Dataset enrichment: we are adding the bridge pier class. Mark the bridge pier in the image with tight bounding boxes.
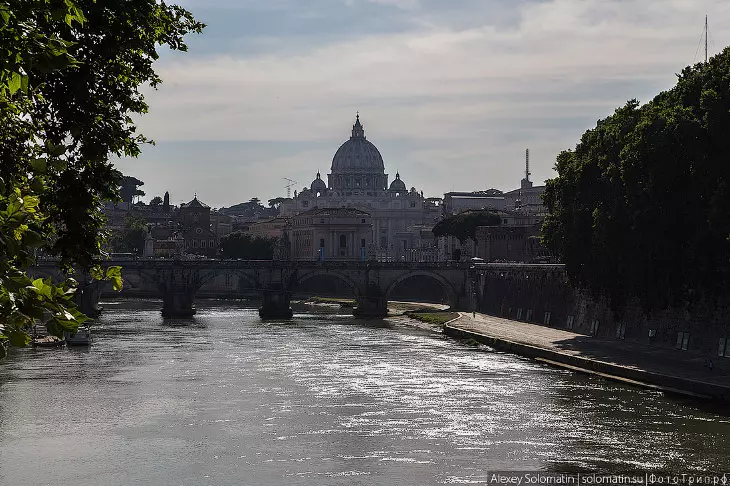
[353,284,388,319]
[75,280,106,318]
[161,283,197,318]
[259,289,293,319]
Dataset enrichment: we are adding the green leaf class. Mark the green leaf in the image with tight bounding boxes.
[0,7,10,27]
[32,278,53,300]
[106,266,123,291]
[30,158,47,173]
[8,330,31,347]
[8,72,21,95]
[46,318,63,337]
[90,265,104,281]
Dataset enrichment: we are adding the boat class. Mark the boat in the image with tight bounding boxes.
[32,335,66,348]
[65,327,92,346]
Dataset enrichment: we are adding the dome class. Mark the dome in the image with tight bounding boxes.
[389,172,406,192]
[330,115,385,174]
[310,172,327,192]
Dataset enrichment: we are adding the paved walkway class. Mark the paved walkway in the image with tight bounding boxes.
[449,313,730,392]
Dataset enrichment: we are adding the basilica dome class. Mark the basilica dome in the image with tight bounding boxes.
[389,172,406,192]
[331,115,385,174]
[310,172,327,192]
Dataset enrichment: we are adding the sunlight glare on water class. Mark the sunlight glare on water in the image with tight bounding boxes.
[1,300,729,486]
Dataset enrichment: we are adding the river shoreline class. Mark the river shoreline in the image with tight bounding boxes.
[443,313,730,403]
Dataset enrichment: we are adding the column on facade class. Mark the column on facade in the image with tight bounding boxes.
[387,218,392,255]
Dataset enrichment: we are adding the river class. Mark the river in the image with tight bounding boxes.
[1,300,729,485]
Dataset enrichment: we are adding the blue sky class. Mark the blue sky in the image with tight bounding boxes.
[116,0,730,208]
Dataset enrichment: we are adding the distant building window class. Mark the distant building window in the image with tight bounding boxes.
[525,309,532,322]
[361,219,366,223]
[320,219,324,224]
[590,319,599,335]
[340,235,347,248]
[543,311,551,325]
[361,238,366,248]
[320,238,325,248]
[410,201,416,207]
[303,201,309,207]
[503,219,508,224]
[616,322,627,340]
[516,308,523,320]
[676,331,690,351]
[566,315,575,330]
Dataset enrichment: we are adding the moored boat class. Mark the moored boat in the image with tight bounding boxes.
[32,335,66,348]
[64,327,92,346]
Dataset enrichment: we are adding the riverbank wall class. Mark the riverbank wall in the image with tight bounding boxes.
[476,265,730,361]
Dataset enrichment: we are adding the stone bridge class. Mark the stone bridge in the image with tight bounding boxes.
[32,259,477,319]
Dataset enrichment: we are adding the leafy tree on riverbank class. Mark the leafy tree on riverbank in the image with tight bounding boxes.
[220,232,278,260]
[108,215,149,256]
[0,1,204,356]
[542,47,730,313]
[432,210,502,244]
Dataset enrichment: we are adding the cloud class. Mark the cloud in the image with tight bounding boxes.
[118,0,730,206]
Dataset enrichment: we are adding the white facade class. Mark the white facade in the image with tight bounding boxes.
[288,208,372,261]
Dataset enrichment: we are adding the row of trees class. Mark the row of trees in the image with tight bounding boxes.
[0,1,203,355]
[432,210,502,244]
[220,232,278,260]
[542,47,730,313]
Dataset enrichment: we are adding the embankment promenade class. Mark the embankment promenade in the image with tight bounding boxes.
[445,313,730,402]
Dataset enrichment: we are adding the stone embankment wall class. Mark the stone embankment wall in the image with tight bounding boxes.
[477,265,730,358]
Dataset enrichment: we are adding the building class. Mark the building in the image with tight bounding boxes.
[287,207,372,261]
[247,216,289,239]
[179,195,218,257]
[279,115,441,259]
[442,190,505,215]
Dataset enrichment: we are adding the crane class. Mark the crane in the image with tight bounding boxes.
[283,178,297,198]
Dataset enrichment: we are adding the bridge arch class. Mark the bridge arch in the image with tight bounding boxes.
[197,268,258,294]
[291,269,361,298]
[384,270,458,307]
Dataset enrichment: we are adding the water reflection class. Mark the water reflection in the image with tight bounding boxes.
[0,299,728,486]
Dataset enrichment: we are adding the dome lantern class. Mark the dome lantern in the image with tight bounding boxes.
[330,114,385,178]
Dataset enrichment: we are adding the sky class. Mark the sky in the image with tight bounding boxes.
[115,0,730,208]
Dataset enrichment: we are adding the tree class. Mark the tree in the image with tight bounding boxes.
[149,196,163,207]
[432,210,502,244]
[268,197,287,209]
[0,1,203,355]
[109,215,148,255]
[163,191,170,212]
[220,232,277,260]
[542,47,730,314]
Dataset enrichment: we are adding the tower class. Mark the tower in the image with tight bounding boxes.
[521,149,533,190]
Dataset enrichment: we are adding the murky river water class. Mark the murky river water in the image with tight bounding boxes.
[1,300,729,485]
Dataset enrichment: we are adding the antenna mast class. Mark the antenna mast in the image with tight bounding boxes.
[705,15,709,64]
[283,178,297,198]
[525,148,531,182]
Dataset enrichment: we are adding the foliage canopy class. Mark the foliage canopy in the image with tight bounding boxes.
[220,232,278,260]
[0,0,203,355]
[542,48,730,313]
[432,210,502,244]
